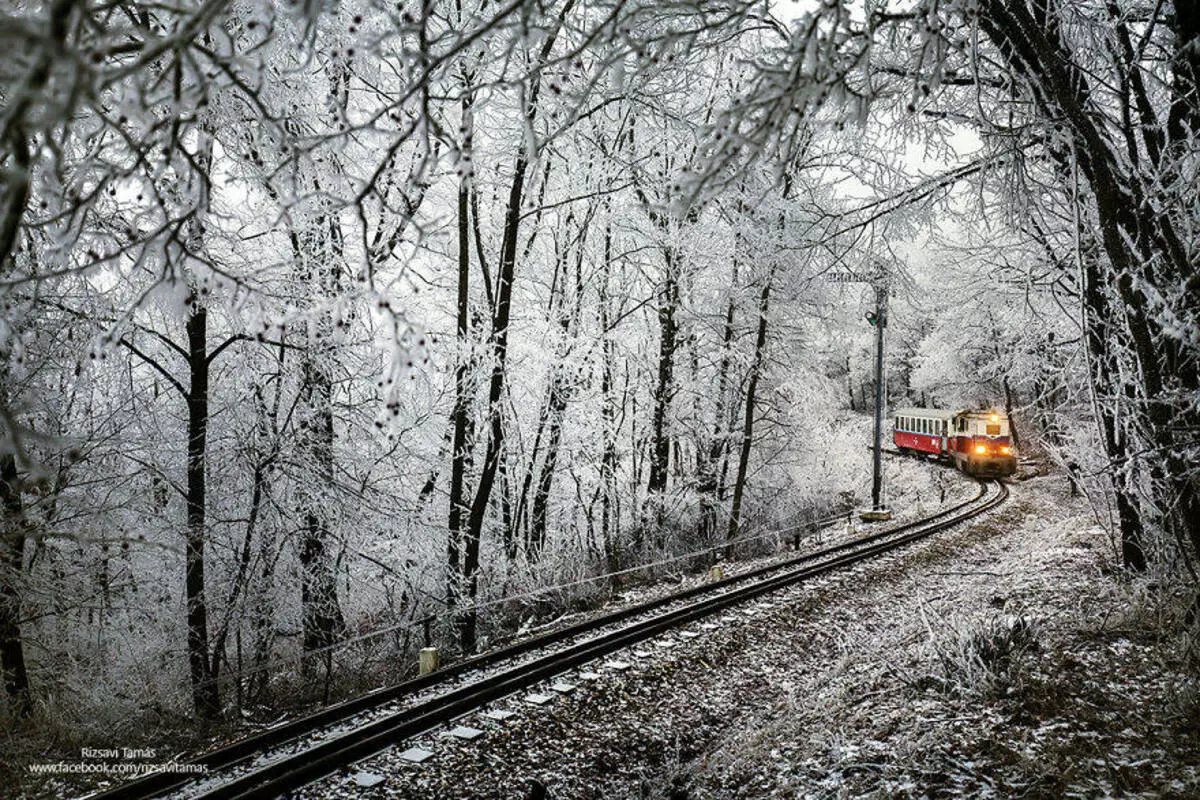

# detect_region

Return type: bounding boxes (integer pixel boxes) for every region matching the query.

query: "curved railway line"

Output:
[89,478,1008,800]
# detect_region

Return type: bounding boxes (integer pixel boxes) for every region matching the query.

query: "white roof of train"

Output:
[892,407,958,420]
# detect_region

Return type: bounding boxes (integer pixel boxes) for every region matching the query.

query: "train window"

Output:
[987,423,1001,436]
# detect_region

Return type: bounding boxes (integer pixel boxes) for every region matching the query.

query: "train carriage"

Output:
[893,407,955,458]
[893,407,1017,478]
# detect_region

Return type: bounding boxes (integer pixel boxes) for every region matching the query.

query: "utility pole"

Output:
[863,281,891,520]
[825,262,892,522]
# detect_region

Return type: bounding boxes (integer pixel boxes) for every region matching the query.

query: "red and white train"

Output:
[893,407,1017,478]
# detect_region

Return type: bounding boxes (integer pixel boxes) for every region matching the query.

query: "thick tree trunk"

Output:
[1079,262,1148,571]
[186,307,219,717]
[0,453,30,715]
[298,339,345,656]
[977,1,1185,567]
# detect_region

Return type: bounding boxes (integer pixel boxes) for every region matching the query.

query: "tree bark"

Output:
[287,197,349,657]
[976,1,1181,567]
[727,269,774,543]
[460,147,526,652]
[0,453,30,715]
[458,0,576,652]
[646,246,679,510]
[448,157,475,611]
[699,256,739,541]
[297,349,345,655]
[186,306,219,716]
[599,219,622,572]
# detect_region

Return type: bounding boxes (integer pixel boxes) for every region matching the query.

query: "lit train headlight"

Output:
[1001,445,1012,455]
[974,444,988,455]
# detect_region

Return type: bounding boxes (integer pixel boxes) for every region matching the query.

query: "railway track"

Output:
[89,479,1007,800]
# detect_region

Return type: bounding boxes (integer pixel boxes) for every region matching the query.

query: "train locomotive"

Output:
[893,407,1017,478]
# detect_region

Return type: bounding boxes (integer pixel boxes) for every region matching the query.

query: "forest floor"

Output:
[289,470,1200,799]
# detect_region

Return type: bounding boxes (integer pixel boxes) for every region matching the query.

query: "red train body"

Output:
[893,407,1017,478]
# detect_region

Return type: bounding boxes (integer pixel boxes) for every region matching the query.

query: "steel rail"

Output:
[199,479,1006,800]
[88,481,1005,800]
[88,513,854,800]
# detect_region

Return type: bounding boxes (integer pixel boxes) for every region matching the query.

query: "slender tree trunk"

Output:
[527,226,587,561]
[727,270,774,543]
[209,450,269,695]
[699,256,738,541]
[846,355,855,412]
[599,221,621,572]
[646,246,679,515]
[497,449,515,561]
[448,143,474,611]
[460,147,524,651]
[1002,376,1020,448]
[458,0,576,652]
[529,376,568,560]
[514,394,550,549]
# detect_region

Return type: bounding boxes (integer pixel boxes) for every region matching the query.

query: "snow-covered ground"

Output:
[295,471,1200,798]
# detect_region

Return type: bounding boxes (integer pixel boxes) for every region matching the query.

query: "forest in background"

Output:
[0,0,1196,743]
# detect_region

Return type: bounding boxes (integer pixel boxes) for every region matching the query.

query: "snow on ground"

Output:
[297,470,1200,799]
[682,474,1200,798]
